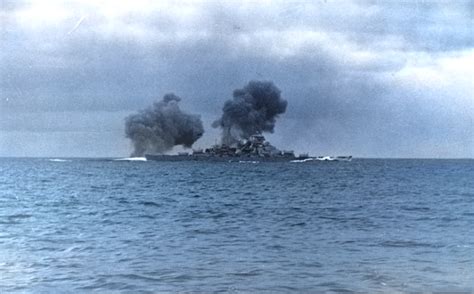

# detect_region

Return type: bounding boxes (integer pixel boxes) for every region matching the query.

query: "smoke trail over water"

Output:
[125,94,204,156]
[213,81,287,145]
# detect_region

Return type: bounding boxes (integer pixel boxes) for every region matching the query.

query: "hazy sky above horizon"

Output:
[1,0,473,158]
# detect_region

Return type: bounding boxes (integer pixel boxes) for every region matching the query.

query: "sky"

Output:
[0,0,473,158]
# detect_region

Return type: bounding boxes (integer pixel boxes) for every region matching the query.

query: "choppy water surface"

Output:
[0,158,473,293]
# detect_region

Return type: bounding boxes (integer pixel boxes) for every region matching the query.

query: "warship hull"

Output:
[145,154,299,162]
[145,154,352,162]
[145,135,351,163]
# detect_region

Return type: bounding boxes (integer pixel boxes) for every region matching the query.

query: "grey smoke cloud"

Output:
[125,94,204,156]
[213,81,287,145]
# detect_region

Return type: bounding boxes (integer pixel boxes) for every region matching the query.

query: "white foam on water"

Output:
[315,156,336,161]
[290,158,314,163]
[48,159,71,162]
[113,157,147,162]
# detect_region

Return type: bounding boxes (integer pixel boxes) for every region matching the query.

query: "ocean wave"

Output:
[113,157,147,162]
[290,158,314,163]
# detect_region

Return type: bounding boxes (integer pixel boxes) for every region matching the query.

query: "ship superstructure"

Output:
[145,134,351,162]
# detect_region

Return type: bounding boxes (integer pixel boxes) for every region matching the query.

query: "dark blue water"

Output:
[0,158,473,293]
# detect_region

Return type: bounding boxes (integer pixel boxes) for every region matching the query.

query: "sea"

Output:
[0,158,472,293]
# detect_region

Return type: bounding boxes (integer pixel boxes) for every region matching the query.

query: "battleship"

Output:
[145,134,352,162]
[128,81,352,163]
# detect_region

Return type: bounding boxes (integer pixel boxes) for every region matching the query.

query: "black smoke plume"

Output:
[125,94,204,156]
[213,81,287,145]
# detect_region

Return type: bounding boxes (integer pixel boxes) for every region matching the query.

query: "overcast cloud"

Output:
[1,0,473,157]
